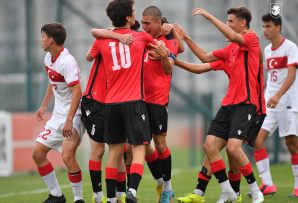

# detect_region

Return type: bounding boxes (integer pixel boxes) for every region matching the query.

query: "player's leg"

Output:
[62,128,84,203]
[253,110,277,195]
[227,150,242,202]
[285,135,298,197]
[145,144,163,202]
[125,101,150,203]
[33,127,65,203]
[125,143,133,189]
[117,148,127,203]
[89,139,106,203]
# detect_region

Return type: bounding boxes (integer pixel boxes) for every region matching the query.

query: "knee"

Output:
[91,147,105,160]
[286,138,298,154]
[154,141,167,154]
[226,144,241,157]
[62,152,75,164]
[204,141,218,155]
[32,149,45,163]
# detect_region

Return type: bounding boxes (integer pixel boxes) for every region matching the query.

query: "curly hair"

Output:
[106,0,134,27]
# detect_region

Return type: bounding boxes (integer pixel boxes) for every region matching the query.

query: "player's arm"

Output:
[86,44,94,62]
[175,59,212,74]
[162,23,185,53]
[63,83,82,137]
[91,28,133,44]
[172,24,217,62]
[36,84,53,121]
[149,41,175,75]
[267,66,297,108]
[192,8,244,44]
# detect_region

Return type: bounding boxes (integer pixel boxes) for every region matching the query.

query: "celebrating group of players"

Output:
[30,0,298,203]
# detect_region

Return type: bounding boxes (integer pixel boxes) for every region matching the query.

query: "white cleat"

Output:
[216,191,237,203]
[251,190,264,203]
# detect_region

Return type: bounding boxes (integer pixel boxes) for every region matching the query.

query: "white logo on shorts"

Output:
[86,110,91,116]
[248,114,252,121]
[237,130,242,135]
[141,114,145,121]
[159,125,162,130]
[91,124,96,135]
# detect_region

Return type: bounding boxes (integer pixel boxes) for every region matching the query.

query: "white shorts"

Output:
[261,110,298,137]
[36,116,85,152]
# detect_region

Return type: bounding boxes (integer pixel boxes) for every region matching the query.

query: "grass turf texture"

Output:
[0,148,296,203]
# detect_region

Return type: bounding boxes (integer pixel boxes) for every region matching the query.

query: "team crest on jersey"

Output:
[270,3,282,18]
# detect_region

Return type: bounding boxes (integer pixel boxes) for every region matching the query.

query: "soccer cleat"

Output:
[177,193,205,203]
[117,193,126,203]
[236,194,242,203]
[288,188,298,198]
[92,195,107,203]
[43,194,66,203]
[216,190,237,203]
[156,184,163,202]
[251,190,264,203]
[160,190,175,203]
[260,183,277,196]
[125,191,137,203]
[74,200,85,203]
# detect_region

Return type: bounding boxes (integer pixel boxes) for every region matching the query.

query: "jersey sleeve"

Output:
[212,45,229,60]
[209,60,227,71]
[63,57,81,87]
[90,40,102,59]
[286,42,298,67]
[241,32,259,49]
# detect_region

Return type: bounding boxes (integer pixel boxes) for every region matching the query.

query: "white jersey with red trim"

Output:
[44,48,82,130]
[264,38,298,111]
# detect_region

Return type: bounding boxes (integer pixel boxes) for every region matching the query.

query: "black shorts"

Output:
[246,114,266,147]
[104,101,150,145]
[208,104,258,142]
[146,103,168,135]
[81,96,105,143]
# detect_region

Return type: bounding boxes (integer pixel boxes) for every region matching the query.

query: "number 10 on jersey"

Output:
[109,42,131,71]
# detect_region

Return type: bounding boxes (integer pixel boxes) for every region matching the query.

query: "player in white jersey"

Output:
[253,13,298,198]
[31,23,85,203]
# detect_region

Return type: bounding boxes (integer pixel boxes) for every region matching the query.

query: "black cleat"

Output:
[43,194,66,203]
[125,191,137,203]
[74,200,85,203]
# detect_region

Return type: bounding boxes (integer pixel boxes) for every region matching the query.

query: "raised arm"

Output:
[175,59,212,74]
[162,23,185,53]
[172,24,217,63]
[91,28,133,44]
[192,8,245,44]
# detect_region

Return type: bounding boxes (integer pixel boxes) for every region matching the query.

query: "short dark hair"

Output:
[41,23,66,45]
[142,6,162,20]
[130,20,140,31]
[227,6,252,28]
[106,0,134,27]
[262,12,282,30]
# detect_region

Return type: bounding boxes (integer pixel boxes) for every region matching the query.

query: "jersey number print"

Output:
[109,42,131,70]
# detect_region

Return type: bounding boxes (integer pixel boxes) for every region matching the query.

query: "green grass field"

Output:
[0,149,297,203]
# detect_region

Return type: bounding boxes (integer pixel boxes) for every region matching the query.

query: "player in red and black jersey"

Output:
[140,6,181,203]
[90,1,155,202]
[174,6,265,203]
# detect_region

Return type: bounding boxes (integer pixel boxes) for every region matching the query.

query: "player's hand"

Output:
[36,106,47,121]
[172,23,187,40]
[148,40,169,59]
[161,23,173,36]
[192,8,212,20]
[266,95,280,109]
[62,119,73,138]
[148,50,161,61]
[118,34,133,45]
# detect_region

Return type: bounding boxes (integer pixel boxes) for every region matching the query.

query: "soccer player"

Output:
[174,6,265,203]
[253,13,298,197]
[141,6,179,203]
[32,23,85,203]
[82,28,135,203]
[92,0,155,202]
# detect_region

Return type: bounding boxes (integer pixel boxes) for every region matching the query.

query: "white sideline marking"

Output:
[0,184,70,199]
[0,169,185,199]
